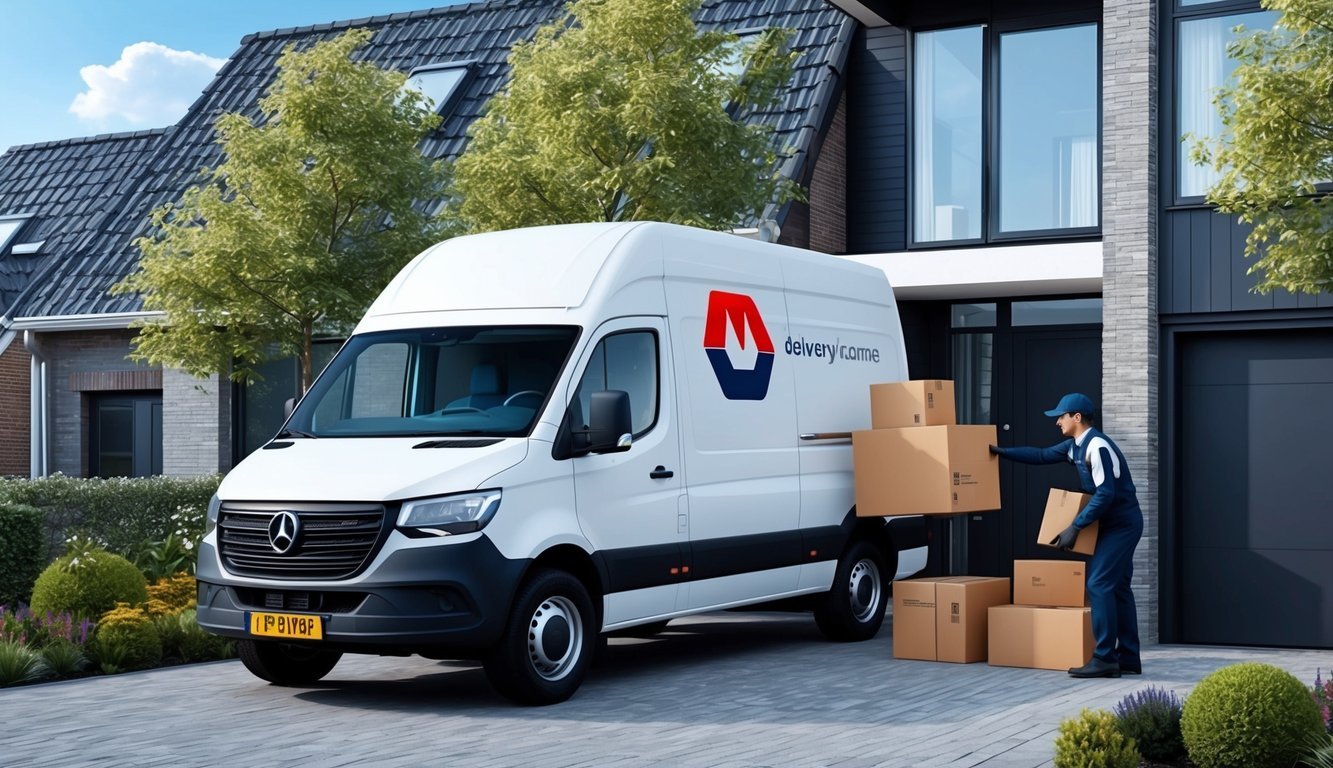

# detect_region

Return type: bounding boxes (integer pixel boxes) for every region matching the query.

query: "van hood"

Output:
[218,437,530,502]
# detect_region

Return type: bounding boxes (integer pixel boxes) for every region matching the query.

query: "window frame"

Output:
[572,328,662,441]
[0,214,31,255]
[405,60,475,117]
[907,15,1103,249]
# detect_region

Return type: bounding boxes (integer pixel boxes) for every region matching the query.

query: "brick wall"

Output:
[0,342,31,477]
[1101,0,1160,643]
[162,367,231,477]
[808,92,848,255]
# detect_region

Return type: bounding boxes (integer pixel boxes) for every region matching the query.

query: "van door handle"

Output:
[650,466,674,479]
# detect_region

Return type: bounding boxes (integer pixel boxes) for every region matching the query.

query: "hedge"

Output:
[0,503,44,608]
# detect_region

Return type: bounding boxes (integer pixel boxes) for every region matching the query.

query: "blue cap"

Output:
[1044,392,1095,418]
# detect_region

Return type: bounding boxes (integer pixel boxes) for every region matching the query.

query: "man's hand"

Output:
[1051,524,1080,551]
[988,444,1004,456]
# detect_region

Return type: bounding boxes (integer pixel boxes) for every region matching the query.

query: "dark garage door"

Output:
[1178,329,1333,648]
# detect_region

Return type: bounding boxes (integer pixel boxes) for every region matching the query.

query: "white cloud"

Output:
[69,42,225,127]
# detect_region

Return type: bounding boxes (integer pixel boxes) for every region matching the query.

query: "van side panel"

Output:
[662,235,802,609]
[779,255,907,534]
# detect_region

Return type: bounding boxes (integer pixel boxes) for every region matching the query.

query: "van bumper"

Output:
[194,535,526,654]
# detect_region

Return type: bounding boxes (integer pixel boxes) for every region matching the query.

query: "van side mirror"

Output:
[586,390,632,454]
[283,397,296,419]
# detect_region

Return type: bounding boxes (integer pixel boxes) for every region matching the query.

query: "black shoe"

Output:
[1068,658,1122,678]
[1119,661,1142,675]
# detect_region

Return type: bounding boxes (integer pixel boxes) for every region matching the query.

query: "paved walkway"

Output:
[2,611,1329,767]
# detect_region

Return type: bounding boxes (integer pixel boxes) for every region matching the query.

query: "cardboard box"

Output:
[1013,560,1086,607]
[987,604,1094,671]
[893,576,1011,663]
[870,380,956,429]
[1038,488,1100,555]
[854,425,1000,517]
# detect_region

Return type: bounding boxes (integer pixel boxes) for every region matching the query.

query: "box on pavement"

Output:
[893,576,1011,663]
[870,380,957,429]
[1038,488,1100,555]
[987,604,1094,671]
[1013,560,1086,607]
[854,425,1000,517]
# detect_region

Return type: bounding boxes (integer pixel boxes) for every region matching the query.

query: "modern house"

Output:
[0,0,1328,650]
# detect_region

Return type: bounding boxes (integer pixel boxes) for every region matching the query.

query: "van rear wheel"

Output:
[237,639,342,685]
[815,539,887,641]
[484,568,595,705]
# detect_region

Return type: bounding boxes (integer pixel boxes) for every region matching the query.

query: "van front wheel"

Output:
[814,540,887,642]
[237,639,342,685]
[484,569,595,705]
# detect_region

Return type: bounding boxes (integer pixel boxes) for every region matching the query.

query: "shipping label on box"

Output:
[893,577,1011,663]
[1037,488,1100,555]
[854,425,1000,517]
[1013,560,1086,607]
[870,380,957,429]
[987,605,1094,671]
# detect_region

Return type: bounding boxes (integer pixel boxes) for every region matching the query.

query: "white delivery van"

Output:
[196,221,927,704]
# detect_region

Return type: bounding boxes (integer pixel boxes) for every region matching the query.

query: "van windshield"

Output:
[284,326,578,438]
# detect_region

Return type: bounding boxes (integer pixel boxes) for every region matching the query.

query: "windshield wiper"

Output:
[274,429,317,439]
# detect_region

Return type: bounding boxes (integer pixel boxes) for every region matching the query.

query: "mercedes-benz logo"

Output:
[268,511,301,554]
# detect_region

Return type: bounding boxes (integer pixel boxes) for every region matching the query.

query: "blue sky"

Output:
[0,0,468,152]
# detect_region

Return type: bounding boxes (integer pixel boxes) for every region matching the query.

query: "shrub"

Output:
[0,474,219,561]
[1181,662,1325,768]
[157,609,233,662]
[1113,686,1186,762]
[144,572,197,617]
[0,639,50,687]
[92,603,161,672]
[29,546,148,620]
[0,503,44,608]
[133,531,200,581]
[1053,708,1139,768]
[40,640,90,677]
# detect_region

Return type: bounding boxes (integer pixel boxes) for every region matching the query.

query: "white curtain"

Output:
[1178,17,1225,198]
[1058,135,1098,228]
[913,37,936,242]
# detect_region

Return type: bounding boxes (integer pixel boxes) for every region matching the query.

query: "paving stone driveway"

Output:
[3,611,1329,767]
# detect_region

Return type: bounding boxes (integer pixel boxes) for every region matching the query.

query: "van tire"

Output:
[814,539,887,642]
[484,569,595,705]
[237,639,342,685]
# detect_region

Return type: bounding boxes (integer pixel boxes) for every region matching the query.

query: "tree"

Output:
[115,29,451,392]
[1192,0,1333,295]
[449,0,801,233]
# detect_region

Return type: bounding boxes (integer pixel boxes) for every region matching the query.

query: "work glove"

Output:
[1051,524,1080,551]
[988,444,1004,456]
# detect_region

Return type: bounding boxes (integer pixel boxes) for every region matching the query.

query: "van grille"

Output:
[218,502,387,580]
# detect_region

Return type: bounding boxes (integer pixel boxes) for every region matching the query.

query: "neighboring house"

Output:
[823,0,1332,649]
[0,0,854,474]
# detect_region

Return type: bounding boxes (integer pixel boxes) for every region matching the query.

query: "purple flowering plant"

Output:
[1316,668,1333,734]
[0,605,93,650]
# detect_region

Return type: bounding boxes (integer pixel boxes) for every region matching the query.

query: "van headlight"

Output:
[397,490,502,536]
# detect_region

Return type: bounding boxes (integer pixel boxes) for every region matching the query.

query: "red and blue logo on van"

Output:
[704,290,774,401]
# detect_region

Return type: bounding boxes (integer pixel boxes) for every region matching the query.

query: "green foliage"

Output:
[450,0,801,233]
[92,604,162,672]
[145,573,197,617]
[133,533,198,581]
[1113,686,1186,762]
[155,609,233,662]
[0,503,44,607]
[1181,661,1325,768]
[29,547,149,620]
[0,640,50,687]
[1303,734,1333,768]
[0,606,93,649]
[1053,708,1140,768]
[0,473,219,562]
[115,28,452,391]
[39,640,90,677]
[1191,0,1333,295]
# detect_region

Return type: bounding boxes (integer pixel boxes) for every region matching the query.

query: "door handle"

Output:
[650,466,674,479]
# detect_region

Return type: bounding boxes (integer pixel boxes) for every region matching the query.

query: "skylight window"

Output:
[0,216,29,254]
[405,63,471,116]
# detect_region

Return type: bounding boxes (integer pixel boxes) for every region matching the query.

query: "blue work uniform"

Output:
[1000,428,1143,668]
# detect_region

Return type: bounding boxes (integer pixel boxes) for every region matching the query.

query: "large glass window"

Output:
[913,27,983,243]
[286,326,577,438]
[998,25,1099,233]
[912,23,1099,244]
[1177,11,1278,198]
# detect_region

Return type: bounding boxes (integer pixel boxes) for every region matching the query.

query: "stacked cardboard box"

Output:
[852,380,1001,517]
[988,533,1096,669]
[893,576,1011,663]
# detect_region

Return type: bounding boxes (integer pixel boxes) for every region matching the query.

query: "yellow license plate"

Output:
[248,612,323,640]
